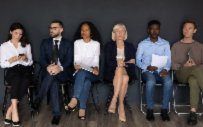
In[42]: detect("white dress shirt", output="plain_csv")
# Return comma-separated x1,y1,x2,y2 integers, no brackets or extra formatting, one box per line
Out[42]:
0,41,33,68
74,39,100,74
53,36,63,71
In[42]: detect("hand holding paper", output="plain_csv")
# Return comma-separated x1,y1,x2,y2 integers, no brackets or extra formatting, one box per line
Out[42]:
151,54,168,69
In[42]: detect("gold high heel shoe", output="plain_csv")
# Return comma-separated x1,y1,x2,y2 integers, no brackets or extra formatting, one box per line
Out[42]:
118,108,126,122
108,109,115,113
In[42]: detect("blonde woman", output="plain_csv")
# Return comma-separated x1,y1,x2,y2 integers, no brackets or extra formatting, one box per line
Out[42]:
104,24,137,122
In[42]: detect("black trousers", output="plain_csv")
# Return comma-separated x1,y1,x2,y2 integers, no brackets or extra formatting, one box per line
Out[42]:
6,64,31,101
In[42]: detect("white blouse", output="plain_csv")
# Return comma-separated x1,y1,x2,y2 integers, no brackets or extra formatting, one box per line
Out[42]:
74,39,100,73
0,41,33,68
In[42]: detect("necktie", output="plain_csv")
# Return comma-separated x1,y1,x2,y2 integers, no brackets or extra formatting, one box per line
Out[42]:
52,40,59,64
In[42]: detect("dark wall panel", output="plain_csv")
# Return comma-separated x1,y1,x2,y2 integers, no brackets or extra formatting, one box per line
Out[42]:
0,0,202,103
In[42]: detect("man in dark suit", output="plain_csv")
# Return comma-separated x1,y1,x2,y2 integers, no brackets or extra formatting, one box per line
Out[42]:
33,20,73,125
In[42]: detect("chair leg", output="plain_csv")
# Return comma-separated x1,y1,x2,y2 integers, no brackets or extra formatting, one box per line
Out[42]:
173,85,178,114
95,83,100,113
124,94,132,113
140,83,145,114
27,88,34,118
65,85,70,103
104,85,114,115
2,87,10,117
61,85,68,107
91,84,100,114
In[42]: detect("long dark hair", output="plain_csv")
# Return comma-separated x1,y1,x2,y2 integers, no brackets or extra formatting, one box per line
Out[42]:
7,23,29,47
73,21,102,46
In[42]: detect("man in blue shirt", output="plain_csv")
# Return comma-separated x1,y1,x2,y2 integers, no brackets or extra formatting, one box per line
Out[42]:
136,20,173,122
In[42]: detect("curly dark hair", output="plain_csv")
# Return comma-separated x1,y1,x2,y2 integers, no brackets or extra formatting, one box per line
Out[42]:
73,21,102,45
7,23,29,47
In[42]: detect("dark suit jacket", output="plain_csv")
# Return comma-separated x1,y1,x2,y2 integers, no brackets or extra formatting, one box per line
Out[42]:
39,37,73,83
104,41,137,81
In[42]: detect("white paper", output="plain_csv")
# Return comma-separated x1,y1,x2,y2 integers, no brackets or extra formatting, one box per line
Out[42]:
151,54,168,69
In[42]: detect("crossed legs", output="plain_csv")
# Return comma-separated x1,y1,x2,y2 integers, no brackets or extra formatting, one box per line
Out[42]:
108,66,129,120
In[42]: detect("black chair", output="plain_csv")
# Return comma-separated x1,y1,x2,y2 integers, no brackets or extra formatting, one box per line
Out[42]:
2,61,42,118
103,77,135,115
140,69,170,114
172,70,203,115
66,76,101,114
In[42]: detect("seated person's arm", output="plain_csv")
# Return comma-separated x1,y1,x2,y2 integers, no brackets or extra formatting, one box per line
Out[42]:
105,44,117,67
92,43,100,75
39,40,50,69
160,43,171,77
136,43,157,71
171,44,185,70
18,44,33,65
74,41,81,70
54,42,74,75
61,42,73,71
1,46,18,68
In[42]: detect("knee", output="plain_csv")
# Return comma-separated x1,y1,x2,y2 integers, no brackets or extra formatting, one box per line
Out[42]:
122,75,129,83
52,79,60,87
146,80,156,88
193,66,201,73
115,66,123,73
164,80,173,88
188,77,198,88
76,69,86,77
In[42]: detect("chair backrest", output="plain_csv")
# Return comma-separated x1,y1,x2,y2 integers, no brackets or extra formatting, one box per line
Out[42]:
31,61,42,86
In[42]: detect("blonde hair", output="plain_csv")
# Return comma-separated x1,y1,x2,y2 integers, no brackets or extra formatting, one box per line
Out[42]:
112,23,128,41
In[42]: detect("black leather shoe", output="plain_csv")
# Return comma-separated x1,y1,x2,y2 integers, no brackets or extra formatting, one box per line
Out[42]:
12,121,21,126
51,116,60,125
4,119,12,125
187,112,197,125
146,109,154,122
160,109,170,121
32,98,41,110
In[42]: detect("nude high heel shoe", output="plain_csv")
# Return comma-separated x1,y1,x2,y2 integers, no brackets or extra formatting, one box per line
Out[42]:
118,108,126,122
108,108,115,113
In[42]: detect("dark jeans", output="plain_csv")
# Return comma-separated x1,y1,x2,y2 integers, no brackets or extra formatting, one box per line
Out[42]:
142,71,173,109
37,72,61,116
6,65,31,101
73,69,99,110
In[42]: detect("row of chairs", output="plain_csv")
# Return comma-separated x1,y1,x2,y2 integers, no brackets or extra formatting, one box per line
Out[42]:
2,62,203,118
1,61,133,118
140,69,203,115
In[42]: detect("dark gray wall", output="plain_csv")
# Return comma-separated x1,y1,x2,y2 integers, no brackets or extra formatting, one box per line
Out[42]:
0,0,203,103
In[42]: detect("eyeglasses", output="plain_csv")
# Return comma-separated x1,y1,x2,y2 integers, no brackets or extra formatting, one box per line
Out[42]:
48,27,60,30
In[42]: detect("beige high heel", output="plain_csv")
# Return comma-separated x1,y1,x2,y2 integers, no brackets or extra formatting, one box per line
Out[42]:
108,109,115,113
118,108,126,122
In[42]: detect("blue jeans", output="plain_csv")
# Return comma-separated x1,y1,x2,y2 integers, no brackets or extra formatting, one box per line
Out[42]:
73,69,99,110
37,72,61,116
142,71,173,109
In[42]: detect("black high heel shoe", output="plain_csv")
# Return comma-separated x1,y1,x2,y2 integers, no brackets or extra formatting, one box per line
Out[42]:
4,119,12,125
12,121,21,126
65,106,77,115
78,115,86,120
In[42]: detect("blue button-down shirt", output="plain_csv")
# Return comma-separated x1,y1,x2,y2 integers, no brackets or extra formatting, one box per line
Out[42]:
136,36,171,73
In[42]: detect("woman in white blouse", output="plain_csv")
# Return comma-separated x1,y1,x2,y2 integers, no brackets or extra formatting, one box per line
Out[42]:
1,23,33,126
66,21,101,120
